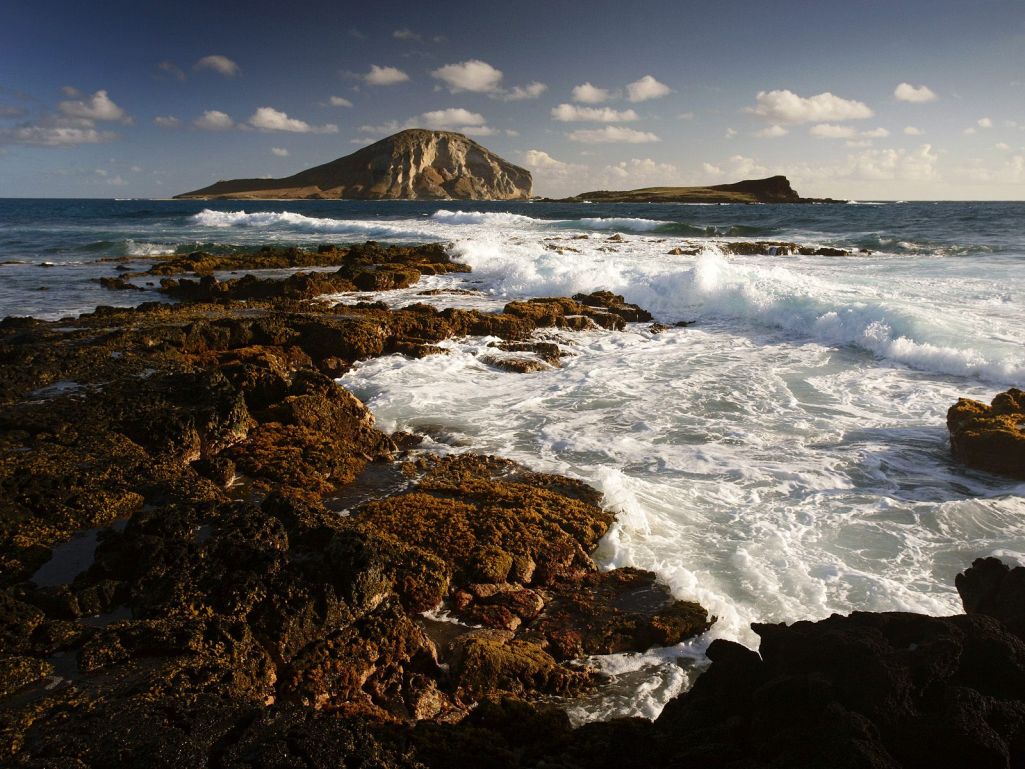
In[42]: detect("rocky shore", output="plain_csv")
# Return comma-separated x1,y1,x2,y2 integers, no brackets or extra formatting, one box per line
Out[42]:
2,242,1024,768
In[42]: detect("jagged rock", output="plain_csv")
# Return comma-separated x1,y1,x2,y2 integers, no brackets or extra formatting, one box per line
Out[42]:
948,388,1025,478
176,129,532,201
523,568,713,660
957,556,1025,640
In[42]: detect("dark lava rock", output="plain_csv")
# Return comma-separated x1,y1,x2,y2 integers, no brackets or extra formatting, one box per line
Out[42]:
957,556,1025,640
948,388,1025,478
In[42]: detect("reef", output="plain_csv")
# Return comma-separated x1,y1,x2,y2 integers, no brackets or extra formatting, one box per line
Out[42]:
2,242,1023,768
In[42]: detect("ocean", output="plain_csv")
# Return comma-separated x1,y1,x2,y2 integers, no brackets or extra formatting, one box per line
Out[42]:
2,197,1024,721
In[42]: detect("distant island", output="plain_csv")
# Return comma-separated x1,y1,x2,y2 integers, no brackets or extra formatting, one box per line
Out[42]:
176,129,828,204
176,129,532,201
552,175,834,204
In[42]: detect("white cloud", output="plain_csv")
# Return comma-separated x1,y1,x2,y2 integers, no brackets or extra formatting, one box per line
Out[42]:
522,149,572,171
551,103,639,122
861,127,890,139
724,127,737,139
964,127,977,135
0,124,117,147
677,111,695,120
503,82,547,101
847,144,939,181
248,107,338,133
750,89,873,123
361,108,491,136
755,124,788,138
894,82,937,103
572,82,613,103
364,65,410,86
194,55,241,77
626,75,671,102
328,96,353,107
567,126,660,143
729,154,769,177
61,86,80,97
602,157,679,185
810,123,856,139
392,28,422,41
904,126,923,135
702,162,723,177
271,146,289,156
157,61,186,81
432,59,503,93
996,142,1011,151
154,115,180,128
193,110,235,130
58,90,129,122
420,108,486,129
977,117,993,128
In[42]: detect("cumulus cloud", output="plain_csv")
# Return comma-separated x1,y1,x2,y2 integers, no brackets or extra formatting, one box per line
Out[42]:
194,55,241,77
810,123,856,139
0,124,117,147
392,28,422,41
248,107,338,133
522,149,573,171
58,90,129,122
364,65,410,86
550,104,638,122
602,157,678,184
996,142,1011,151
431,60,545,100
904,126,923,135
811,124,890,140
702,162,723,178
328,96,353,107
193,110,235,130
153,115,180,128
977,117,993,128
420,107,486,129
271,146,289,156
503,82,547,100
724,127,737,139
894,82,937,103
847,144,938,181
729,154,769,178
572,82,613,103
432,59,503,93
567,126,660,143
750,89,873,123
755,124,788,138
359,108,491,136
626,75,671,102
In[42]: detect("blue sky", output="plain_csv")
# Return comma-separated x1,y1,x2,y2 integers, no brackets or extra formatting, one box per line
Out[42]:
2,0,1024,199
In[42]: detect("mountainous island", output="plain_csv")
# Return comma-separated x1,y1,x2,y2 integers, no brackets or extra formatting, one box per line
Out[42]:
177,130,822,203
176,129,533,201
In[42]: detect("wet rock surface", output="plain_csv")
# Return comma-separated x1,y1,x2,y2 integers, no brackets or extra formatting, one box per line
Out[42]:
3,241,1022,768
948,388,1025,479
0,241,709,767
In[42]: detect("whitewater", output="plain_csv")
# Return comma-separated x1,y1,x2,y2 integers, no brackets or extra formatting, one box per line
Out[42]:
2,197,1024,721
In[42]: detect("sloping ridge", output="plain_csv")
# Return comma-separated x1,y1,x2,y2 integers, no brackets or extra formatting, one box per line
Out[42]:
176,129,532,201
562,175,816,204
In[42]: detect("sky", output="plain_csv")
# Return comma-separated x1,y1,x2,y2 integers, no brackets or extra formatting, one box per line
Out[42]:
2,0,1024,200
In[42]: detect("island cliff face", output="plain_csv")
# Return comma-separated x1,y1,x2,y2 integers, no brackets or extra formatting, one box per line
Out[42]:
176,129,533,201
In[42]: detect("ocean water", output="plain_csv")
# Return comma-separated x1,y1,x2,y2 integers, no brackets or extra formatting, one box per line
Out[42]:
2,197,1024,721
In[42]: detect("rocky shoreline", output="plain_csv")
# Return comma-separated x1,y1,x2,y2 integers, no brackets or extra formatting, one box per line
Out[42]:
2,242,1024,768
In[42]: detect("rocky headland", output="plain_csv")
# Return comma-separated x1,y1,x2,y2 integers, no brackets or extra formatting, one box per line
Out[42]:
555,175,837,204
1,242,1023,768
176,129,532,201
